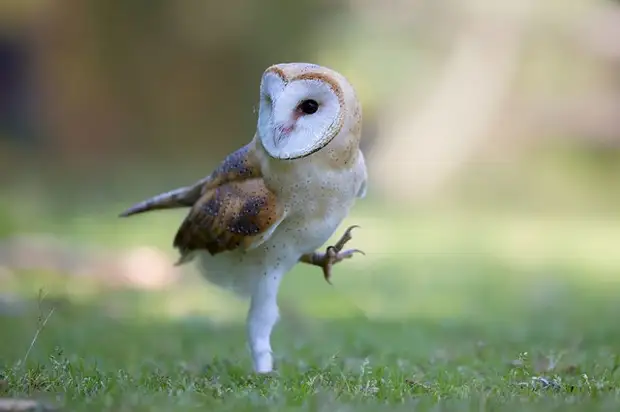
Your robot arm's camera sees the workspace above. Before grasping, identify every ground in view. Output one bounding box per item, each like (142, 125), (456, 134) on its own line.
(1, 205), (619, 411)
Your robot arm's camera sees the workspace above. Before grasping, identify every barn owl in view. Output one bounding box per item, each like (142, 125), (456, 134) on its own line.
(119, 62), (367, 374)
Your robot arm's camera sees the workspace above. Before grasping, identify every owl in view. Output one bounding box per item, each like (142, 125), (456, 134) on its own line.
(119, 62), (367, 373)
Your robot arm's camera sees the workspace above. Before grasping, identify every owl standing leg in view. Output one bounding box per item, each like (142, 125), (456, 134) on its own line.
(247, 268), (284, 374)
(299, 225), (364, 284)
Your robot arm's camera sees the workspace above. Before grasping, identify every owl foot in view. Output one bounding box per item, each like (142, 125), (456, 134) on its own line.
(299, 225), (365, 284)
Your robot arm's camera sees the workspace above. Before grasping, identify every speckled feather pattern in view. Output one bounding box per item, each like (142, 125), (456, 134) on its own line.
(173, 177), (283, 257)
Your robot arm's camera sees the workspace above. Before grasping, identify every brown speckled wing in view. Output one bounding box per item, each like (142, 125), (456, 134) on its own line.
(173, 178), (284, 258)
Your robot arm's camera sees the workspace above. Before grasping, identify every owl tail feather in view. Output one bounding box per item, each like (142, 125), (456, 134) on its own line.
(118, 183), (203, 218)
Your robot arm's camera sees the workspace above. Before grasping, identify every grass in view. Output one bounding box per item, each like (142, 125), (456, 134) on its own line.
(1, 205), (620, 411)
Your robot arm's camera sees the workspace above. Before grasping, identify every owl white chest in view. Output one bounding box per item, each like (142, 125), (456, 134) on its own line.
(277, 172), (355, 252)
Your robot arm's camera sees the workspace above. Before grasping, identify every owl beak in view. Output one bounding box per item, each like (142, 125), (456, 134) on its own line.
(274, 123), (294, 146)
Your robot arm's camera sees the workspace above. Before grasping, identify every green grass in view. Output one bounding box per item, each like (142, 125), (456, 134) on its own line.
(1, 207), (620, 411)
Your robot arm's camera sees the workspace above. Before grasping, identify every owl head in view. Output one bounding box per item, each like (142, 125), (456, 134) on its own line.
(256, 62), (361, 161)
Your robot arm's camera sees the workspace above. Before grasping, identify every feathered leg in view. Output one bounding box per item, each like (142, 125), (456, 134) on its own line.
(247, 268), (284, 373)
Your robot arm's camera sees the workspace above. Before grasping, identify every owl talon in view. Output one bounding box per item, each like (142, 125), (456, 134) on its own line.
(321, 248), (365, 284)
(299, 225), (364, 283)
(333, 225), (360, 252)
(320, 225), (364, 284)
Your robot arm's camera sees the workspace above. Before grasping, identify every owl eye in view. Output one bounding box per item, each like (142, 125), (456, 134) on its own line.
(297, 99), (319, 115)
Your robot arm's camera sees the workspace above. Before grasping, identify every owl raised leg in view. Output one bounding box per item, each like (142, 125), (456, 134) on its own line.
(299, 225), (364, 284)
(247, 268), (284, 374)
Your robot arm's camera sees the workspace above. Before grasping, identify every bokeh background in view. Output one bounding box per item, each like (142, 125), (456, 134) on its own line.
(1, 0), (620, 364)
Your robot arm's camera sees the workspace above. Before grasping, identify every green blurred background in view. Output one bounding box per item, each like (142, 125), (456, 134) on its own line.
(1, 0), (619, 353)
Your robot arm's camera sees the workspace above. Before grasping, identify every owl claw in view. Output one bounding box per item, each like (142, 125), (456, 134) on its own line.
(333, 225), (360, 251)
(322, 248), (365, 284)
(299, 225), (364, 283)
(321, 225), (364, 284)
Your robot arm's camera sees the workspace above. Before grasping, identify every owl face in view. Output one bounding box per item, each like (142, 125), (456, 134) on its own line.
(257, 63), (354, 160)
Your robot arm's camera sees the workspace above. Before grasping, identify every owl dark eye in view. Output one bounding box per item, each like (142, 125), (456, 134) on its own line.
(297, 99), (319, 115)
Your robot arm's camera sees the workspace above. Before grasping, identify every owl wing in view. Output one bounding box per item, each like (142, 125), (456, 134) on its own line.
(173, 177), (285, 262)
(119, 140), (286, 263)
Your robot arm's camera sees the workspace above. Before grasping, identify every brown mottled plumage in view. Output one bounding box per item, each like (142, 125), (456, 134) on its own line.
(173, 175), (283, 259)
(119, 63), (367, 374)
